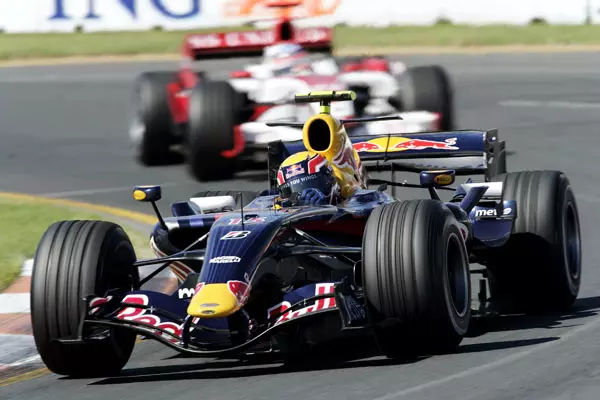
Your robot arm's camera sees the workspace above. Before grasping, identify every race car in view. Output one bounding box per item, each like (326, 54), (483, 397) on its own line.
(33, 91), (580, 378)
(129, 3), (454, 182)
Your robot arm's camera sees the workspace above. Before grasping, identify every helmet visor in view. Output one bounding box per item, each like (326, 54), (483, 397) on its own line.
(279, 174), (334, 201)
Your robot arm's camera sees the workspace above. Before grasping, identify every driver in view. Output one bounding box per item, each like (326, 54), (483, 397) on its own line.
(276, 151), (341, 206)
(262, 43), (312, 76)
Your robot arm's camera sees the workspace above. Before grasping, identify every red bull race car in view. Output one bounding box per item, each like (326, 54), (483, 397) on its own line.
(128, 1), (454, 182)
(33, 91), (579, 378)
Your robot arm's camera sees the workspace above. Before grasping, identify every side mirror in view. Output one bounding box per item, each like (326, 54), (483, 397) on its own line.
(420, 170), (456, 188)
(133, 185), (162, 202)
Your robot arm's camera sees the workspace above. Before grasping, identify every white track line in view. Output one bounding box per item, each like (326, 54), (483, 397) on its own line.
(499, 100), (600, 109)
(0, 334), (40, 367)
(374, 306), (600, 399)
(4, 354), (42, 367)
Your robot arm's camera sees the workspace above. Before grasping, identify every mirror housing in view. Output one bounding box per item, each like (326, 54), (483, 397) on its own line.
(420, 170), (456, 188)
(133, 185), (162, 202)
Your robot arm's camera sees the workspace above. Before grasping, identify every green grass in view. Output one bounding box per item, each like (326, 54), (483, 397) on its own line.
(2, 24), (600, 61)
(0, 198), (151, 291)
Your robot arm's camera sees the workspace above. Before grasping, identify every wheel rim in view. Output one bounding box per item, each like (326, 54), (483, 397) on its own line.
(564, 201), (581, 280)
(446, 233), (469, 317)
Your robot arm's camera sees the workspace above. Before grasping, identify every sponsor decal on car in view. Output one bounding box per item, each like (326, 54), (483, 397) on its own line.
(209, 256), (242, 264)
(220, 230), (251, 240)
(353, 137), (459, 152)
(434, 174), (453, 185)
(228, 281), (251, 305)
(266, 283), (336, 327)
(116, 294), (199, 343)
(178, 288), (195, 299)
(474, 207), (512, 218)
(89, 295), (113, 315)
(228, 217), (266, 225)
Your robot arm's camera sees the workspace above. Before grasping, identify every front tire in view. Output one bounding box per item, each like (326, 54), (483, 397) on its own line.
(362, 200), (471, 358)
(31, 221), (139, 377)
(487, 171), (581, 313)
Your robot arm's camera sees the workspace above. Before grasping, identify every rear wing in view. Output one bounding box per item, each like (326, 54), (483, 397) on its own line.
(267, 129), (506, 190)
(182, 21), (332, 60)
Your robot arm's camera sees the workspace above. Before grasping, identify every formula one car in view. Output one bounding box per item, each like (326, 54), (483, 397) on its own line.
(129, 1), (454, 182)
(34, 91), (580, 378)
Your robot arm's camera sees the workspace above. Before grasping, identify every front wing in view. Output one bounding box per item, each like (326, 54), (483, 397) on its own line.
(64, 280), (366, 356)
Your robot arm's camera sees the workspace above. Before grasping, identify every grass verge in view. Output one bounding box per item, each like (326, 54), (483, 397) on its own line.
(0, 197), (151, 292)
(3, 24), (600, 60)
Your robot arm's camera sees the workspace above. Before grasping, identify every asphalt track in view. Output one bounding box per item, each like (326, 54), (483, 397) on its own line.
(2, 52), (600, 399)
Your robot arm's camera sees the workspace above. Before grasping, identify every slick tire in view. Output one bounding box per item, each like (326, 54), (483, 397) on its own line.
(362, 200), (471, 358)
(396, 65), (455, 131)
(187, 80), (243, 182)
(130, 72), (177, 166)
(191, 190), (260, 208)
(488, 171), (581, 313)
(31, 220), (139, 377)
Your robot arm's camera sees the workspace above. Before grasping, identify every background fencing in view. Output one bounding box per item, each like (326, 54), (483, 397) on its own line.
(1, 0), (599, 33)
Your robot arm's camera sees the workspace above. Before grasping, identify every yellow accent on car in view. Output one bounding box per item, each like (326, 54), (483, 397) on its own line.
(302, 113), (365, 198)
(187, 283), (240, 318)
(434, 174), (453, 185)
(132, 190), (147, 201)
(280, 150), (316, 168)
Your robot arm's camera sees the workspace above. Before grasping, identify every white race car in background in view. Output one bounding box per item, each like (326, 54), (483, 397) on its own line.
(130, 12), (455, 182)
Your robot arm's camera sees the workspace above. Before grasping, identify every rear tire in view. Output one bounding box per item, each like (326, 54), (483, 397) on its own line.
(187, 81), (243, 182)
(396, 65), (455, 131)
(129, 72), (176, 165)
(362, 200), (471, 358)
(487, 171), (581, 313)
(31, 221), (139, 377)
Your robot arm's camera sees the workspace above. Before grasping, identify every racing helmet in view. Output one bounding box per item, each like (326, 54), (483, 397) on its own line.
(277, 151), (339, 204)
(263, 43), (311, 76)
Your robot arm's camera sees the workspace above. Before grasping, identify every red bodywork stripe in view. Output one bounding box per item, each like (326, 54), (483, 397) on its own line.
(167, 69), (201, 125)
(221, 126), (245, 159)
(167, 82), (188, 125)
(251, 104), (272, 121)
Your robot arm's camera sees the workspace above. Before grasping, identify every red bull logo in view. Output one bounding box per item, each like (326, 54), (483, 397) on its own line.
(353, 137), (459, 153)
